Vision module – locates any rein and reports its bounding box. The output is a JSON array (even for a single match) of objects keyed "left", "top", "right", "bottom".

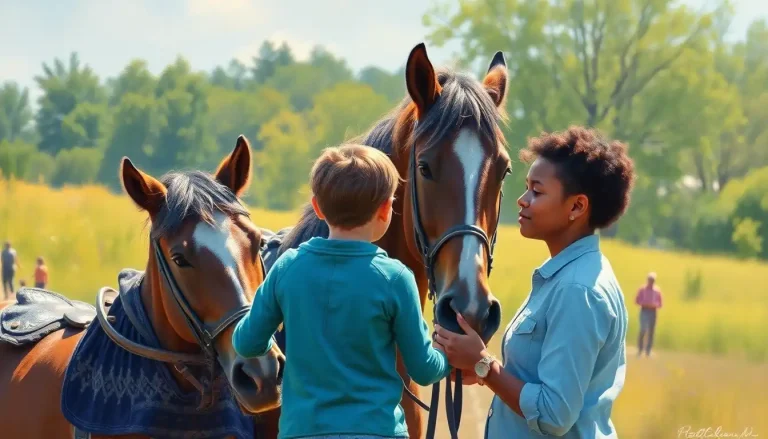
[
  {"left": 402, "top": 125, "right": 503, "bottom": 439},
  {"left": 96, "top": 237, "right": 267, "bottom": 410}
]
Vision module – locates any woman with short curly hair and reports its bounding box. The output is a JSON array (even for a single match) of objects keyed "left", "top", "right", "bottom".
[{"left": 434, "top": 126, "right": 636, "bottom": 438}]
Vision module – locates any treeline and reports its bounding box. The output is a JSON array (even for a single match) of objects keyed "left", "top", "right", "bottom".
[
  {"left": 1, "top": 0, "right": 767, "bottom": 260},
  {"left": 0, "top": 42, "right": 404, "bottom": 211}
]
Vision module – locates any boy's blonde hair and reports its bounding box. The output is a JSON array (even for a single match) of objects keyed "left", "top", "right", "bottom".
[{"left": 310, "top": 144, "right": 400, "bottom": 229}]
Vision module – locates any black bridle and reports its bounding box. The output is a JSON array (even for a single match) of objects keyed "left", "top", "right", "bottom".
[
  {"left": 402, "top": 128, "right": 505, "bottom": 439},
  {"left": 96, "top": 237, "right": 267, "bottom": 411}
]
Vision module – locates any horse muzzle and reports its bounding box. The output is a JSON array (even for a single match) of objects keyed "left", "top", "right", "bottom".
[{"left": 221, "top": 346, "right": 284, "bottom": 414}]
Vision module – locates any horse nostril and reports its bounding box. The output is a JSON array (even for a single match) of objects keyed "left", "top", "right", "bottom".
[
  {"left": 232, "top": 359, "right": 262, "bottom": 394},
  {"left": 482, "top": 299, "right": 502, "bottom": 341},
  {"left": 435, "top": 297, "right": 461, "bottom": 334}
]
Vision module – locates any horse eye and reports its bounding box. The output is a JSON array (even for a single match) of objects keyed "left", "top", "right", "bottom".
[
  {"left": 171, "top": 254, "right": 191, "bottom": 268},
  {"left": 418, "top": 162, "right": 433, "bottom": 179}
]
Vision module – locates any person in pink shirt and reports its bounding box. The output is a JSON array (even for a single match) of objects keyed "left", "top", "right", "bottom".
[{"left": 635, "top": 272, "right": 663, "bottom": 357}]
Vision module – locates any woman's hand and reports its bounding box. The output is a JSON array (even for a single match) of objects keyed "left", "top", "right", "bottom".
[
  {"left": 433, "top": 313, "right": 489, "bottom": 370},
  {"left": 451, "top": 368, "right": 483, "bottom": 386}
]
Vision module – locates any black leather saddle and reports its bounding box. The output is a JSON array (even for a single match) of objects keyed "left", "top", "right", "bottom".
[{"left": 0, "top": 287, "right": 116, "bottom": 347}]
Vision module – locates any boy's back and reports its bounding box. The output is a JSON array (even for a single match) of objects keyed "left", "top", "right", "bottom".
[
  {"left": 231, "top": 144, "right": 449, "bottom": 439},
  {"left": 233, "top": 237, "right": 448, "bottom": 438}
]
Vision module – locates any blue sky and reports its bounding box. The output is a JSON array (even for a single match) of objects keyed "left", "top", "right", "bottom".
[{"left": 1, "top": 0, "right": 765, "bottom": 106}]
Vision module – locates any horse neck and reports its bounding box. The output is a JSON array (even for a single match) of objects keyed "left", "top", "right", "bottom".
[{"left": 140, "top": 254, "right": 202, "bottom": 392}]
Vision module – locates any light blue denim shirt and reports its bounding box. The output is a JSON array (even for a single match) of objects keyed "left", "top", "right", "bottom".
[{"left": 485, "top": 234, "right": 628, "bottom": 438}]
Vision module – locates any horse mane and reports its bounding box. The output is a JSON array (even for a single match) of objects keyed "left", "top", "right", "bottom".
[
  {"left": 277, "top": 68, "right": 505, "bottom": 255},
  {"left": 149, "top": 170, "right": 250, "bottom": 239}
]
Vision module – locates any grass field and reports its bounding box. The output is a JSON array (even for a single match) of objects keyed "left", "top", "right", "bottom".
[{"left": 2, "top": 178, "right": 767, "bottom": 435}]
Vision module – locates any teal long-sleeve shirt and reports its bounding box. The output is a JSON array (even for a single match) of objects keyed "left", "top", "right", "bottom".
[{"left": 232, "top": 237, "right": 450, "bottom": 439}]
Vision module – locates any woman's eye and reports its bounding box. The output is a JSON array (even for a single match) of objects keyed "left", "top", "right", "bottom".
[
  {"left": 418, "top": 162, "right": 433, "bottom": 179},
  {"left": 171, "top": 254, "right": 191, "bottom": 267}
]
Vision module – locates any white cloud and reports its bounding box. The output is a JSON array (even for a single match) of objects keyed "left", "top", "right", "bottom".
[{"left": 186, "top": 0, "right": 271, "bottom": 28}]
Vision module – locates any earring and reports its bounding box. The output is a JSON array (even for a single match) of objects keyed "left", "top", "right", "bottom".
[{"left": 569, "top": 215, "right": 574, "bottom": 221}]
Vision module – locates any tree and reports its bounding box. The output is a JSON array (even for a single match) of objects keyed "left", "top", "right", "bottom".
[
  {"left": 251, "top": 41, "right": 295, "bottom": 85},
  {"left": 307, "top": 81, "right": 391, "bottom": 156},
  {"left": 423, "top": 0, "right": 725, "bottom": 155},
  {"left": 0, "top": 82, "right": 33, "bottom": 142},
  {"left": 358, "top": 66, "right": 406, "bottom": 104},
  {"left": 97, "top": 93, "right": 161, "bottom": 190},
  {"left": 207, "top": 85, "right": 291, "bottom": 156},
  {"left": 107, "top": 59, "right": 156, "bottom": 106},
  {"left": 34, "top": 52, "right": 106, "bottom": 154},
  {"left": 254, "top": 110, "right": 312, "bottom": 210},
  {"left": 151, "top": 57, "right": 217, "bottom": 174}
]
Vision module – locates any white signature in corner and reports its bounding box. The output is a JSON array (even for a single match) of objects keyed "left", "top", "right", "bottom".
[{"left": 678, "top": 426, "right": 759, "bottom": 438}]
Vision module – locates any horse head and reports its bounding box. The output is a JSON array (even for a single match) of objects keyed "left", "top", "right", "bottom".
[
  {"left": 120, "top": 135, "right": 284, "bottom": 413},
  {"left": 399, "top": 43, "right": 511, "bottom": 344}
]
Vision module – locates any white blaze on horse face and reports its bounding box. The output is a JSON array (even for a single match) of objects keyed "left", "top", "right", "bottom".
[
  {"left": 192, "top": 211, "right": 245, "bottom": 299},
  {"left": 453, "top": 128, "right": 487, "bottom": 316}
]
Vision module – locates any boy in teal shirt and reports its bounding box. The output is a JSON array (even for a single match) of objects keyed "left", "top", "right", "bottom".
[{"left": 232, "top": 144, "right": 450, "bottom": 438}]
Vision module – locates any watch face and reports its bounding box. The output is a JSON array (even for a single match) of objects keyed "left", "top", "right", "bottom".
[{"left": 475, "top": 362, "right": 490, "bottom": 378}]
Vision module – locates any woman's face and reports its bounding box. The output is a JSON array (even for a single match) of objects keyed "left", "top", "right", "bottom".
[{"left": 516, "top": 157, "right": 575, "bottom": 241}]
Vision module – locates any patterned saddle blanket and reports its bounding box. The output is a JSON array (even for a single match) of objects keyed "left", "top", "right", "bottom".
[{"left": 61, "top": 268, "right": 258, "bottom": 439}]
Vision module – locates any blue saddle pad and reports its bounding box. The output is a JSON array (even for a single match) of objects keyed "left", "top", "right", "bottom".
[{"left": 61, "top": 269, "right": 258, "bottom": 439}]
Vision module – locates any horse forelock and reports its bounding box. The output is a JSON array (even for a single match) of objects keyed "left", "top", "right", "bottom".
[{"left": 149, "top": 170, "right": 250, "bottom": 241}]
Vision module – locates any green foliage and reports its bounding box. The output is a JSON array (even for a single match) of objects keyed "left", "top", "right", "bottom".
[
  {"left": 50, "top": 147, "right": 103, "bottom": 187},
  {"left": 253, "top": 110, "right": 312, "bottom": 210},
  {"left": 308, "top": 81, "right": 391, "bottom": 156},
  {"left": 683, "top": 268, "right": 704, "bottom": 301},
  {"left": 0, "top": 82, "right": 33, "bottom": 142},
  {"left": 34, "top": 52, "right": 106, "bottom": 154},
  {"left": 732, "top": 217, "right": 763, "bottom": 258},
  {"left": 0, "top": 140, "right": 38, "bottom": 179}
]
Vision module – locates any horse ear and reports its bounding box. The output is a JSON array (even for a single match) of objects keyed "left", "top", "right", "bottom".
[
  {"left": 405, "top": 43, "right": 441, "bottom": 119},
  {"left": 483, "top": 51, "right": 508, "bottom": 108},
  {"left": 215, "top": 134, "right": 252, "bottom": 196},
  {"left": 120, "top": 157, "right": 166, "bottom": 215}
]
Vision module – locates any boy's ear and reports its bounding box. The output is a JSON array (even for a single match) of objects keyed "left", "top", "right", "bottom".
[
  {"left": 376, "top": 197, "right": 395, "bottom": 221},
  {"left": 310, "top": 196, "right": 326, "bottom": 221}
]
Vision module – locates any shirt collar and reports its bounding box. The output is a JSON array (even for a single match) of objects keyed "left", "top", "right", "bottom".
[
  {"left": 536, "top": 233, "right": 601, "bottom": 279},
  {"left": 301, "top": 236, "right": 387, "bottom": 256}
]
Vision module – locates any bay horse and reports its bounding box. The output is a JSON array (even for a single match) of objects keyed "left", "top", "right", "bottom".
[
  {"left": 276, "top": 43, "right": 511, "bottom": 438},
  {"left": 0, "top": 136, "right": 284, "bottom": 439}
]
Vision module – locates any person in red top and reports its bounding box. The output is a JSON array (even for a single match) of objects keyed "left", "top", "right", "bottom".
[
  {"left": 33, "top": 257, "right": 48, "bottom": 289},
  {"left": 635, "top": 272, "right": 663, "bottom": 357}
]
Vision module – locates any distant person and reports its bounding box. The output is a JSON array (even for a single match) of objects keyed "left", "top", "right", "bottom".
[
  {"left": 34, "top": 257, "right": 49, "bottom": 289},
  {"left": 2, "top": 241, "right": 19, "bottom": 300},
  {"left": 19, "top": 279, "right": 26, "bottom": 289},
  {"left": 635, "top": 272, "right": 663, "bottom": 357}
]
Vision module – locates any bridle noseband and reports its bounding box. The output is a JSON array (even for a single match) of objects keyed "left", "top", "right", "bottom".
[
  {"left": 403, "top": 127, "right": 505, "bottom": 439},
  {"left": 96, "top": 236, "right": 269, "bottom": 411}
]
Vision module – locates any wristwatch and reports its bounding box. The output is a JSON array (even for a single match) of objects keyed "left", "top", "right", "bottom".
[{"left": 474, "top": 354, "right": 496, "bottom": 379}]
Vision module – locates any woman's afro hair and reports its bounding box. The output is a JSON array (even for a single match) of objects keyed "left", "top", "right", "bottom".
[{"left": 519, "top": 126, "right": 636, "bottom": 229}]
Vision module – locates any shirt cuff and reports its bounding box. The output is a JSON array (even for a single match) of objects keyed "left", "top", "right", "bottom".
[{"left": 519, "top": 381, "right": 544, "bottom": 435}]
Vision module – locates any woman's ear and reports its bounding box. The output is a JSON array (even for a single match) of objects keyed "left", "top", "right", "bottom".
[{"left": 569, "top": 194, "right": 590, "bottom": 221}]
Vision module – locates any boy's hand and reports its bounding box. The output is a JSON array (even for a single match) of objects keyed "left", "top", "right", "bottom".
[{"left": 432, "top": 336, "right": 445, "bottom": 353}]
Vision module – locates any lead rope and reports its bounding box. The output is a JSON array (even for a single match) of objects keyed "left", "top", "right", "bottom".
[{"left": 425, "top": 267, "right": 462, "bottom": 439}]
